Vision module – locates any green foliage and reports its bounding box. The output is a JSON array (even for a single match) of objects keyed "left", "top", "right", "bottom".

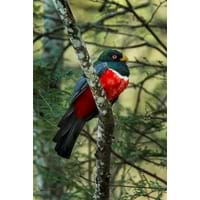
[{"left": 33, "top": 0, "right": 167, "bottom": 199}]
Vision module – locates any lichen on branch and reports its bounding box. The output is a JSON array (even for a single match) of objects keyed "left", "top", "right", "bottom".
[
  {"left": 52, "top": 0, "right": 114, "bottom": 199},
  {"left": 53, "top": 0, "right": 111, "bottom": 115}
]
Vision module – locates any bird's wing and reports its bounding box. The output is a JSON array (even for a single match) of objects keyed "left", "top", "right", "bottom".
[
  {"left": 70, "top": 62, "right": 108, "bottom": 104},
  {"left": 58, "top": 63, "right": 111, "bottom": 126}
]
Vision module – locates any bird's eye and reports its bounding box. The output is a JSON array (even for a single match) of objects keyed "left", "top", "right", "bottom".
[{"left": 112, "top": 55, "right": 118, "bottom": 60}]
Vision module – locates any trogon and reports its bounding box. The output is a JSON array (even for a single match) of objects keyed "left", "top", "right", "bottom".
[{"left": 53, "top": 49, "right": 130, "bottom": 158}]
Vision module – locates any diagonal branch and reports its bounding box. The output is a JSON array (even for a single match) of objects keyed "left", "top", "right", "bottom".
[
  {"left": 82, "top": 130, "right": 167, "bottom": 185},
  {"left": 52, "top": 0, "right": 114, "bottom": 199},
  {"left": 109, "top": 0, "right": 167, "bottom": 51}
]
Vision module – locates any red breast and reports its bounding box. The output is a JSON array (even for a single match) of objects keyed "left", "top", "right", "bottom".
[
  {"left": 99, "top": 68, "right": 129, "bottom": 101},
  {"left": 74, "top": 68, "right": 129, "bottom": 118}
]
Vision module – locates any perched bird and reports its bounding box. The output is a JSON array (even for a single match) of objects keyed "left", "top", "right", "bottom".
[{"left": 53, "top": 49, "right": 130, "bottom": 158}]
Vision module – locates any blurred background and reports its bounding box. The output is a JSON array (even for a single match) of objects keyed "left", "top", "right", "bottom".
[{"left": 33, "top": 0, "right": 167, "bottom": 199}]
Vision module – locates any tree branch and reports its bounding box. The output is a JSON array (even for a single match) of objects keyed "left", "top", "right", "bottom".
[
  {"left": 82, "top": 130, "right": 167, "bottom": 185},
  {"left": 109, "top": 0, "right": 167, "bottom": 51},
  {"left": 52, "top": 0, "right": 114, "bottom": 199}
]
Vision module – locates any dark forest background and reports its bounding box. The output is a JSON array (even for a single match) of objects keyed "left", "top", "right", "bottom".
[{"left": 33, "top": 0, "right": 167, "bottom": 199}]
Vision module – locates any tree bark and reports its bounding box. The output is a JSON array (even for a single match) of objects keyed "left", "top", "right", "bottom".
[
  {"left": 52, "top": 1, "right": 114, "bottom": 199},
  {"left": 40, "top": 1, "right": 65, "bottom": 199}
]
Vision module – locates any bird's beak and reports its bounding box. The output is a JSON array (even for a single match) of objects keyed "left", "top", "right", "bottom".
[{"left": 120, "top": 55, "right": 129, "bottom": 62}]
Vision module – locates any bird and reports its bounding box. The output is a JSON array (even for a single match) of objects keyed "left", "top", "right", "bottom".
[{"left": 53, "top": 49, "right": 130, "bottom": 159}]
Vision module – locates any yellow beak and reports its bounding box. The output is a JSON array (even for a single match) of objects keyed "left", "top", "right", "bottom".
[{"left": 120, "top": 55, "right": 129, "bottom": 62}]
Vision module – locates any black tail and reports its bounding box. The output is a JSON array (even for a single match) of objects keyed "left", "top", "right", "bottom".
[{"left": 53, "top": 108, "right": 85, "bottom": 159}]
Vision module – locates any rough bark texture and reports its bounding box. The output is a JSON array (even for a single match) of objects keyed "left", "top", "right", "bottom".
[{"left": 52, "top": 1, "right": 114, "bottom": 199}]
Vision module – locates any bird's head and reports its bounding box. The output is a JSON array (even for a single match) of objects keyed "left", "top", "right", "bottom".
[
  {"left": 95, "top": 49, "right": 130, "bottom": 76},
  {"left": 97, "top": 49, "right": 128, "bottom": 63}
]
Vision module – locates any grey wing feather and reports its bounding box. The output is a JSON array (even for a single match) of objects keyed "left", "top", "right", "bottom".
[{"left": 70, "top": 62, "right": 108, "bottom": 104}]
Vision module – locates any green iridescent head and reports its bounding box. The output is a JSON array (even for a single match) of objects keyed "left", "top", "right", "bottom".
[
  {"left": 97, "top": 49, "right": 128, "bottom": 62},
  {"left": 95, "top": 49, "right": 130, "bottom": 77}
]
